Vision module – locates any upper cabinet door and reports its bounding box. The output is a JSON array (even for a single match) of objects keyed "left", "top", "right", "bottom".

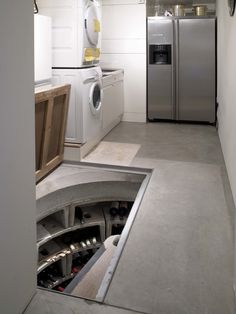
[
  {"left": 101, "top": 4, "right": 146, "bottom": 39},
  {"left": 177, "top": 19, "right": 216, "bottom": 123},
  {"left": 34, "top": 15, "right": 52, "bottom": 83}
]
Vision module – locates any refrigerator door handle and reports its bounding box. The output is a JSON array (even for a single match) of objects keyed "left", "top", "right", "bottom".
[
  {"left": 171, "top": 19, "right": 175, "bottom": 120},
  {"left": 175, "top": 19, "right": 179, "bottom": 120}
]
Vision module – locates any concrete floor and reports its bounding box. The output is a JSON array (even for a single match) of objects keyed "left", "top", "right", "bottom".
[
  {"left": 101, "top": 122, "right": 236, "bottom": 313},
  {"left": 103, "top": 122, "right": 235, "bottom": 225},
  {"left": 24, "top": 289, "right": 141, "bottom": 314},
  {"left": 104, "top": 122, "right": 224, "bottom": 165},
  {"left": 27, "top": 122, "right": 236, "bottom": 314}
]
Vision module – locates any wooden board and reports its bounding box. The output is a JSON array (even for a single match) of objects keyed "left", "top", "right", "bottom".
[
  {"left": 69, "top": 236, "right": 119, "bottom": 300},
  {"left": 35, "top": 85, "right": 71, "bottom": 182}
]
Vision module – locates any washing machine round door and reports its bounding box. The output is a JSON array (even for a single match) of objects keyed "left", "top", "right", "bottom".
[
  {"left": 85, "top": 4, "right": 100, "bottom": 46},
  {"left": 89, "top": 82, "right": 102, "bottom": 115}
]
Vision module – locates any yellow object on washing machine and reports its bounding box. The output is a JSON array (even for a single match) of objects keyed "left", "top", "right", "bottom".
[
  {"left": 84, "top": 48, "right": 95, "bottom": 62},
  {"left": 84, "top": 48, "right": 100, "bottom": 63},
  {"left": 94, "top": 19, "right": 100, "bottom": 33},
  {"left": 94, "top": 48, "right": 100, "bottom": 60}
]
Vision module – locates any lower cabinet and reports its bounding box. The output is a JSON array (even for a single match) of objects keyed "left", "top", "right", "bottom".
[{"left": 102, "top": 80, "right": 124, "bottom": 131}]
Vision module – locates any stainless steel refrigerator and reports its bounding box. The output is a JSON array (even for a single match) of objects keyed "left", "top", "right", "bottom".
[{"left": 147, "top": 17, "right": 216, "bottom": 123}]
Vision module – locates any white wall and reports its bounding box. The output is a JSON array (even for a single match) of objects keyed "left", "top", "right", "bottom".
[
  {"left": 216, "top": 0, "right": 236, "bottom": 290},
  {"left": 101, "top": 0, "right": 146, "bottom": 122},
  {"left": 0, "top": 1, "right": 37, "bottom": 313},
  {"left": 217, "top": 1, "right": 236, "bottom": 204}
]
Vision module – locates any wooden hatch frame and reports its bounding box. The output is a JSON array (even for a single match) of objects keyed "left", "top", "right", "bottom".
[{"left": 35, "top": 84, "right": 71, "bottom": 182}]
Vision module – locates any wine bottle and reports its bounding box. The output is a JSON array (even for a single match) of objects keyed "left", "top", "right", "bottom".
[
  {"left": 91, "top": 237, "right": 97, "bottom": 245},
  {"left": 73, "top": 256, "right": 82, "bottom": 268},
  {"left": 119, "top": 201, "right": 128, "bottom": 219},
  {"left": 47, "top": 273, "right": 57, "bottom": 282},
  {"left": 80, "top": 241, "right": 86, "bottom": 249},
  {"left": 38, "top": 279, "right": 47, "bottom": 288},
  {"left": 45, "top": 279, "right": 54, "bottom": 289},
  {"left": 48, "top": 264, "right": 61, "bottom": 277},
  {"left": 109, "top": 201, "right": 119, "bottom": 218},
  {"left": 75, "top": 206, "right": 85, "bottom": 224},
  {"left": 72, "top": 266, "right": 79, "bottom": 274},
  {"left": 73, "top": 251, "right": 81, "bottom": 259},
  {"left": 80, "top": 250, "right": 90, "bottom": 263},
  {"left": 86, "top": 239, "right": 91, "bottom": 247}
]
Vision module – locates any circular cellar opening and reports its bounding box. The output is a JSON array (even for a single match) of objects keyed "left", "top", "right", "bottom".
[{"left": 36, "top": 163, "right": 151, "bottom": 301}]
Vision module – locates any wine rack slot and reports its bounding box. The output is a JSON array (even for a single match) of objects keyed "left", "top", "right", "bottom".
[
  {"left": 38, "top": 259, "right": 67, "bottom": 289},
  {"left": 72, "top": 204, "right": 106, "bottom": 242},
  {"left": 103, "top": 201, "right": 132, "bottom": 237},
  {"left": 38, "top": 239, "right": 69, "bottom": 274},
  {"left": 37, "top": 207, "right": 69, "bottom": 246}
]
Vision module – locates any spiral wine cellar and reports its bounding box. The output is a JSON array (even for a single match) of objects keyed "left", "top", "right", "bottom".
[{"left": 36, "top": 162, "right": 151, "bottom": 301}]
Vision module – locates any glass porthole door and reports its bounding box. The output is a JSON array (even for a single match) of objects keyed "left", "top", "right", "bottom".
[
  {"left": 89, "top": 82, "right": 102, "bottom": 115},
  {"left": 85, "top": 4, "right": 100, "bottom": 46},
  {"left": 228, "top": 0, "right": 236, "bottom": 16}
]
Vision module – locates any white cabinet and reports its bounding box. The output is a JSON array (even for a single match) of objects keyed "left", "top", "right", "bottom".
[
  {"left": 101, "top": 1, "right": 146, "bottom": 122},
  {"left": 103, "top": 80, "right": 124, "bottom": 131},
  {"left": 38, "top": 0, "right": 82, "bottom": 68},
  {"left": 102, "top": 3, "right": 146, "bottom": 40},
  {"left": 34, "top": 15, "right": 52, "bottom": 84}
]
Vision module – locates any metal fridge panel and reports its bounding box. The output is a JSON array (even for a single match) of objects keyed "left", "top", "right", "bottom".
[
  {"left": 147, "top": 18, "right": 175, "bottom": 120},
  {"left": 177, "top": 18, "right": 216, "bottom": 123},
  {"left": 148, "top": 65, "right": 173, "bottom": 120},
  {"left": 148, "top": 18, "right": 174, "bottom": 44}
]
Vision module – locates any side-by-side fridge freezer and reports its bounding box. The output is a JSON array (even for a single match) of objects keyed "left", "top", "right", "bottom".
[{"left": 147, "top": 17, "right": 216, "bottom": 123}]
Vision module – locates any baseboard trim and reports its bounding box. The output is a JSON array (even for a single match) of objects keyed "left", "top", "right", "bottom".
[
  {"left": 64, "top": 118, "right": 122, "bottom": 162},
  {"left": 122, "top": 112, "right": 146, "bottom": 123}
]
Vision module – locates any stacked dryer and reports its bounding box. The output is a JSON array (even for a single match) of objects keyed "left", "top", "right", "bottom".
[{"left": 38, "top": 0, "right": 102, "bottom": 145}]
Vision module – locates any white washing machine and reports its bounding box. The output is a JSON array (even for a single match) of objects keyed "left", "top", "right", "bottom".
[
  {"left": 52, "top": 67, "right": 102, "bottom": 144},
  {"left": 38, "top": 0, "right": 101, "bottom": 68}
]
